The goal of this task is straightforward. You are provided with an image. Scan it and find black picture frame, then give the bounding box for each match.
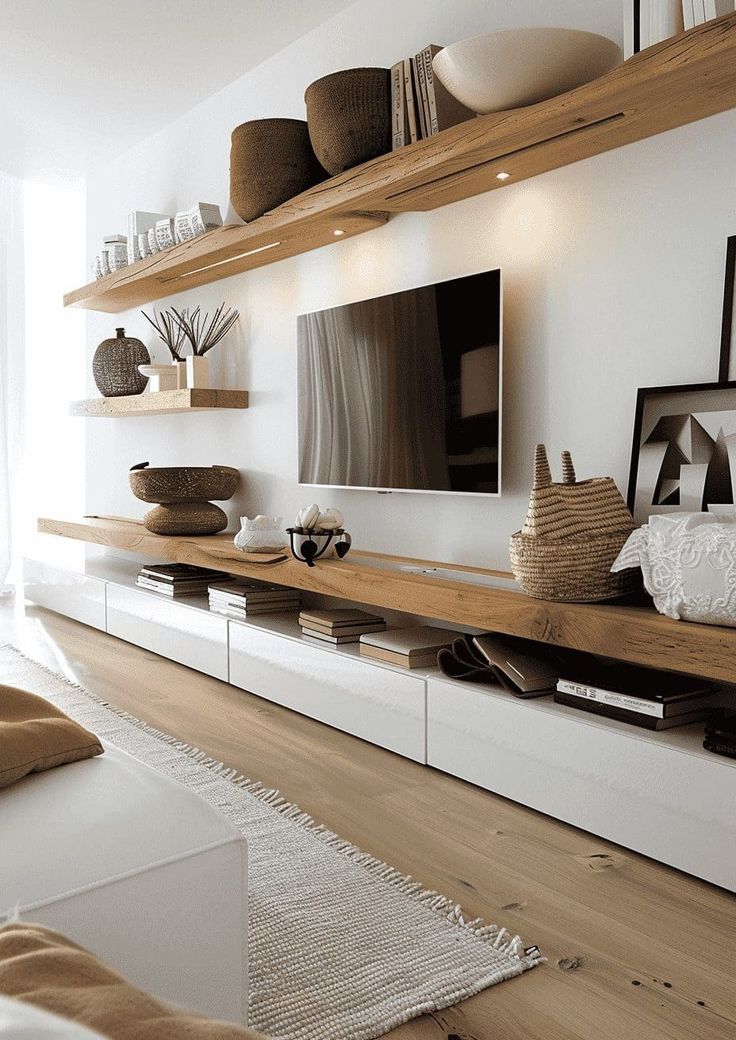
[627,380,736,523]
[718,234,736,383]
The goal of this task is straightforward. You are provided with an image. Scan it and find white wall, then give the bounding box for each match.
[82,0,736,569]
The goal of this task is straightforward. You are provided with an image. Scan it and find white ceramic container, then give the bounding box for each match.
[432,28,622,114]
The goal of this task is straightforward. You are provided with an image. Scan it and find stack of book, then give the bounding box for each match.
[360,626,458,669]
[298,608,386,645]
[208,579,301,619]
[136,563,224,597]
[391,44,474,150]
[554,663,722,730]
[704,711,736,758]
[624,0,733,58]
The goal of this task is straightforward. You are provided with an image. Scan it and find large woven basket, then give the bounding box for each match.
[305,67,391,175]
[509,445,637,602]
[230,118,326,223]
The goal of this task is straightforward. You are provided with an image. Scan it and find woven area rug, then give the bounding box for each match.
[1,645,541,1040]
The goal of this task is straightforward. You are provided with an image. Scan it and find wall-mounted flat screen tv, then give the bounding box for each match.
[297,268,502,496]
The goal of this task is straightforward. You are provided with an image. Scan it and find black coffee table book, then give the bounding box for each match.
[554,661,721,731]
[704,711,736,759]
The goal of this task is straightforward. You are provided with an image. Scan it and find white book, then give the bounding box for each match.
[682,0,695,27]
[660,0,684,37]
[704,0,734,17]
[639,0,651,45]
[624,0,636,56]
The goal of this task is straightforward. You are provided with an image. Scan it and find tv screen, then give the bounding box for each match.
[297,268,502,495]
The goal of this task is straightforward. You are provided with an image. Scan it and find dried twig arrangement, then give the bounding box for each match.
[141,307,188,361]
[171,303,239,356]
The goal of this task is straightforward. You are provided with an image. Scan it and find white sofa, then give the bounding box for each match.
[0,742,248,1024]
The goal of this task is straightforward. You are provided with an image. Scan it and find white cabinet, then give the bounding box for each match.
[23,559,106,631]
[427,675,736,891]
[229,622,426,762]
[106,585,228,680]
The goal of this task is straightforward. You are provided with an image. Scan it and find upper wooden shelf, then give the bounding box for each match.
[69,388,249,417]
[38,514,736,683]
[64,14,736,314]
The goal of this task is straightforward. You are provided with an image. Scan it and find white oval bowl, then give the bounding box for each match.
[433,28,622,115]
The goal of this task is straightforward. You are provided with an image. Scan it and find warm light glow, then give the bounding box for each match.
[333,229,345,236]
[496,171,511,181]
[167,240,282,280]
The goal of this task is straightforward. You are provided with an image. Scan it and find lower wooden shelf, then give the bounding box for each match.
[70,389,249,417]
[37,514,736,682]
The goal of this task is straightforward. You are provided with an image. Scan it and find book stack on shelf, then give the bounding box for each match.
[359,626,458,670]
[391,44,474,150]
[298,608,386,645]
[704,711,736,758]
[136,563,224,597]
[624,0,734,57]
[208,579,301,620]
[554,662,725,730]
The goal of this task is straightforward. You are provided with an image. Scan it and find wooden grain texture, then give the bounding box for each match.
[3,601,734,1040]
[69,389,249,417]
[38,515,736,682]
[65,15,736,313]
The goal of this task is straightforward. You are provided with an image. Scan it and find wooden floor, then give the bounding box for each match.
[3,598,735,1040]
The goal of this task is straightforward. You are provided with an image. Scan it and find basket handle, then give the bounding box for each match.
[561,451,576,484]
[533,444,552,489]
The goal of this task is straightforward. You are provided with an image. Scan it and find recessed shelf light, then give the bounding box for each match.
[164,241,282,280]
[496,171,511,181]
[333,228,346,236]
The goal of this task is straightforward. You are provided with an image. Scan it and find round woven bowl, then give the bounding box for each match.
[305,67,391,175]
[129,465,240,505]
[143,502,228,536]
[230,118,326,223]
[509,530,638,603]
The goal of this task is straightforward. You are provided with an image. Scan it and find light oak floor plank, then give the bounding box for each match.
[2,600,734,1040]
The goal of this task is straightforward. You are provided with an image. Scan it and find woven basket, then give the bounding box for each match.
[305,67,391,175]
[129,464,239,504]
[509,444,637,602]
[230,118,326,223]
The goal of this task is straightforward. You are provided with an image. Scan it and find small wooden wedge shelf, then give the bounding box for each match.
[64,14,736,313]
[69,389,249,417]
[38,514,736,682]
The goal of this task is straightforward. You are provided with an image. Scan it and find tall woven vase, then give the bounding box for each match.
[509,444,638,602]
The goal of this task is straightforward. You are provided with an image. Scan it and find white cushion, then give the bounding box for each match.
[0,994,106,1038]
[0,742,248,1023]
[0,741,240,912]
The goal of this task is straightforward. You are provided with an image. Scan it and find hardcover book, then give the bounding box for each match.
[359,625,458,656]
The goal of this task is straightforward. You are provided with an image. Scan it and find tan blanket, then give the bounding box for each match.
[0,923,266,1039]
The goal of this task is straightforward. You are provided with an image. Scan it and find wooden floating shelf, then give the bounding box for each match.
[64,15,736,313]
[38,514,736,683]
[69,389,249,417]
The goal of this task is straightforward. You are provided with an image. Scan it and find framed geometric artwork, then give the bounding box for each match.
[627,381,736,524]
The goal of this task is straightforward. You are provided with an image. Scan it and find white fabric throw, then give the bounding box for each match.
[0,645,541,1040]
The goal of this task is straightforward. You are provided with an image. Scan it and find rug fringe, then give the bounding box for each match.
[1,644,542,968]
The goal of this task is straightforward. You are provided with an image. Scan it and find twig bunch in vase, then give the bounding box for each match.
[172,304,239,389]
[141,308,188,388]
[140,303,239,390]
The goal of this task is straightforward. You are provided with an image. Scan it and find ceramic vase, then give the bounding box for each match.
[186,355,209,389]
[93,328,150,397]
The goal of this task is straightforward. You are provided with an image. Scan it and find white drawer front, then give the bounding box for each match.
[427,676,736,890]
[229,624,426,762]
[23,559,106,631]
[106,585,228,680]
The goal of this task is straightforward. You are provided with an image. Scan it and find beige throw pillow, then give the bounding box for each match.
[0,924,264,1040]
[0,685,103,789]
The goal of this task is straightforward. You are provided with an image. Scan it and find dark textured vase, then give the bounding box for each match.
[92,327,150,398]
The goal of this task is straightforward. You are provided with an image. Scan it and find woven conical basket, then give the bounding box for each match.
[509,444,638,602]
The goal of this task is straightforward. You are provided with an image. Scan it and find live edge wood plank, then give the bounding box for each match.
[64,15,736,313]
[38,515,736,682]
[69,389,249,417]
